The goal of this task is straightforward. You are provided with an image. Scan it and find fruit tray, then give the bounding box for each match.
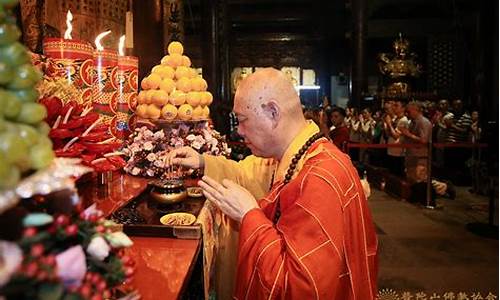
[109,187,206,240]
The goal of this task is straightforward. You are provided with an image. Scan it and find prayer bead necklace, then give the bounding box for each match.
[272,132,324,224]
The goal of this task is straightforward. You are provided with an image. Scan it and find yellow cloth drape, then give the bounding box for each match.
[202,120,321,299]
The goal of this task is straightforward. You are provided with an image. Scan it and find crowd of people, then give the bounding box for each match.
[305,98,482,187]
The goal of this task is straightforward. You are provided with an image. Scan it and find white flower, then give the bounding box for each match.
[143,130,154,139]
[131,167,141,176]
[153,130,165,140]
[191,140,203,150]
[185,134,196,141]
[146,169,155,177]
[105,232,133,248]
[86,236,110,261]
[129,143,140,153]
[143,141,154,151]
[210,138,218,148]
[202,129,212,141]
[154,159,165,168]
[146,153,157,162]
[195,135,205,144]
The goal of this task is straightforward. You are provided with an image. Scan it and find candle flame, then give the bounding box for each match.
[118,35,125,56]
[64,10,73,39]
[95,30,111,51]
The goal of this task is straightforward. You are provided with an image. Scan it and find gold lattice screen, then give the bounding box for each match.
[20,0,128,52]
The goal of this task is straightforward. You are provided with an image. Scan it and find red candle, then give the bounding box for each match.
[42,38,94,105]
[109,55,139,139]
[92,48,118,128]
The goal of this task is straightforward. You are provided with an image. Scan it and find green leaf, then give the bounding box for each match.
[19,231,51,248]
[37,283,63,300]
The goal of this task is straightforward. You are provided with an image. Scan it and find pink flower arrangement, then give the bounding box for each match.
[122,122,231,178]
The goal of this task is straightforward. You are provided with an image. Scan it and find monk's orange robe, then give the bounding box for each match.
[234,140,378,299]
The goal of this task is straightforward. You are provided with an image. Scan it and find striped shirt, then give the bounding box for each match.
[447,113,472,143]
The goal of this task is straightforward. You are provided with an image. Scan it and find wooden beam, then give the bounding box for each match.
[367,18,455,37]
[234,32,325,43]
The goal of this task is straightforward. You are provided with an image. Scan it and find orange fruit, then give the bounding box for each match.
[175,66,190,80]
[202,106,210,119]
[178,104,193,121]
[151,65,162,74]
[136,104,148,118]
[153,65,175,79]
[161,55,172,66]
[189,68,198,78]
[137,91,147,104]
[199,78,208,91]
[192,106,203,120]
[190,77,208,92]
[161,104,178,121]
[147,104,161,119]
[199,91,213,106]
[185,68,195,79]
[140,77,150,90]
[170,53,183,68]
[169,90,186,106]
[181,55,191,67]
[148,73,162,90]
[167,41,184,55]
[189,77,199,91]
[151,90,169,106]
[145,90,156,104]
[159,78,175,94]
[186,91,201,107]
[176,77,191,93]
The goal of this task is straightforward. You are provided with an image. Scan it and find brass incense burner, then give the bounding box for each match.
[378,33,422,97]
[149,179,187,205]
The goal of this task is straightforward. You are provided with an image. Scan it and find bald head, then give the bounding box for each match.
[233,68,308,159]
[234,68,303,119]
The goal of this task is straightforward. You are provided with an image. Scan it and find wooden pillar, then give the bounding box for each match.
[201,0,231,135]
[351,0,367,108]
[132,0,164,80]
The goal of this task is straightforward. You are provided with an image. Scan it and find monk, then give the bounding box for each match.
[166,68,378,299]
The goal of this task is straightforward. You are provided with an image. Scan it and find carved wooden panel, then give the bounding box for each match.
[428,38,456,96]
[230,42,318,69]
[20,0,127,52]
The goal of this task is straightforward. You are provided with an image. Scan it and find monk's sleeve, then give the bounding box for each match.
[235,173,345,299]
[203,154,274,199]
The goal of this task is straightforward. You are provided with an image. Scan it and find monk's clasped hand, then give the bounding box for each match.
[198,176,259,223]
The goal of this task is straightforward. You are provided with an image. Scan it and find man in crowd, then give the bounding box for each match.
[166,68,378,299]
[400,101,433,203]
[328,107,350,151]
[445,99,473,183]
[432,99,454,169]
[384,100,409,177]
[434,99,454,142]
[446,99,472,143]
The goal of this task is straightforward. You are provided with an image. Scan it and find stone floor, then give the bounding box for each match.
[370,186,499,299]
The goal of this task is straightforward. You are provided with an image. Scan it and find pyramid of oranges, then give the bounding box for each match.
[135,41,213,121]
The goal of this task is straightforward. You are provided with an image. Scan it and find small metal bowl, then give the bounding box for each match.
[149,179,188,205]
